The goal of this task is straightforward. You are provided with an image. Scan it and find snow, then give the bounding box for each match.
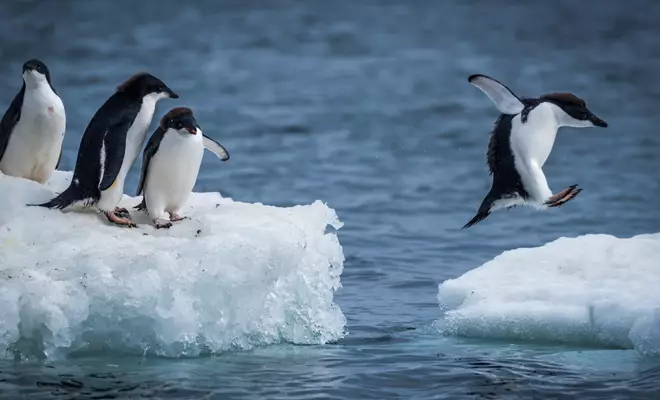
[0,171,346,359]
[437,233,660,355]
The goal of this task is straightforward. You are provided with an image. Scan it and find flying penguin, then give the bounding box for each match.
[463,74,608,229]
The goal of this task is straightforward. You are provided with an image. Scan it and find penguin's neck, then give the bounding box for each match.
[127,91,168,152]
[24,80,57,102]
[119,93,163,186]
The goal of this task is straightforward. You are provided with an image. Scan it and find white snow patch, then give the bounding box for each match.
[436,233,660,355]
[0,171,345,359]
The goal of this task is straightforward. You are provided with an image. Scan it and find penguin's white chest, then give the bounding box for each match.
[0,85,65,184]
[118,97,158,182]
[145,132,204,212]
[510,102,559,168]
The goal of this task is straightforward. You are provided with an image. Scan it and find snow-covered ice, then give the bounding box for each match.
[0,171,346,359]
[437,233,660,355]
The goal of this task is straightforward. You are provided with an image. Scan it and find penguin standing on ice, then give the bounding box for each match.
[33,73,178,227]
[134,107,229,229]
[463,74,608,229]
[0,59,65,184]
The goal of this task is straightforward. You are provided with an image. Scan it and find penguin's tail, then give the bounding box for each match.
[133,198,147,212]
[462,210,491,229]
[27,184,82,210]
[462,192,497,229]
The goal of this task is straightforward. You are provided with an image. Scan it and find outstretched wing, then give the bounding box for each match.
[202,133,230,161]
[0,85,25,162]
[135,128,165,196]
[468,74,525,115]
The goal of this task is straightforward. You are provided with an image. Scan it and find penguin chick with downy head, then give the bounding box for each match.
[32,72,178,227]
[134,107,229,229]
[463,74,608,229]
[0,59,65,184]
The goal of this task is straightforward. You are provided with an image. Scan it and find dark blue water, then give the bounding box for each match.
[1,0,659,398]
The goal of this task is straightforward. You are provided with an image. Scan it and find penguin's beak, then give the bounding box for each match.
[588,112,608,128]
[164,86,178,99]
[184,122,197,135]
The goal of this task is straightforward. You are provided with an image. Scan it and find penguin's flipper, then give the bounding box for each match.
[98,118,132,191]
[202,134,230,161]
[468,74,525,115]
[0,86,25,162]
[135,127,166,197]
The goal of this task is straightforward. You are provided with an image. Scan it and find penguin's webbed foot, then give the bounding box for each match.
[170,212,187,222]
[545,184,582,208]
[154,219,172,230]
[105,210,137,228]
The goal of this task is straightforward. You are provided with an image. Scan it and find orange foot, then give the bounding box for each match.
[544,185,583,208]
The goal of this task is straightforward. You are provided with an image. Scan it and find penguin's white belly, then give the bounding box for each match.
[145,133,204,214]
[0,89,65,184]
[510,102,560,203]
[511,103,558,168]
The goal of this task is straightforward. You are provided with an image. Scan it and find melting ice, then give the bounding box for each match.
[0,171,346,359]
[437,232,660,355]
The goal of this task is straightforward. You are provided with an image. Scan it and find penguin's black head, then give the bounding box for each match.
[22,59,52,85]
[116,72,179,100]
[160,107,199,135]
[540,93,608,128]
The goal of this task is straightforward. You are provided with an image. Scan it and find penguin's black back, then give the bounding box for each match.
[462,113,530,229]
[71,91,143,194]
[486,113,529,200]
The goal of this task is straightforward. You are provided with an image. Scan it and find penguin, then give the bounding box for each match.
[133,107,229,229]
[0,59,65,184]
[462,74,608,229]
[33,72,178,227]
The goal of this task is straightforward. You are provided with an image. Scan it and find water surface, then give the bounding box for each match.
[0,0,659,398]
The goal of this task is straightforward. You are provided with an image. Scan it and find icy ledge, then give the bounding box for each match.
[437,233,660,356]
[0,171,345,359]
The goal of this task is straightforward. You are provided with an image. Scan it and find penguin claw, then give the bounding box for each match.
[545,185,582,208]
[155,222,173,229]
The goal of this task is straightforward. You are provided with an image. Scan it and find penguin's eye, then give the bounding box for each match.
[158,85,165,92]
[175,121,183,129]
